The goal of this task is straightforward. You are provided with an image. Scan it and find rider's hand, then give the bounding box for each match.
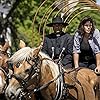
[95,67,100,74]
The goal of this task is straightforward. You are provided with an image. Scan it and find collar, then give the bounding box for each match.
[56,34,60,37]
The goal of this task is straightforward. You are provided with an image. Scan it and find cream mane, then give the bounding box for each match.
[9,47,33,63]
[9,47,59,78]
[39,52,60,78]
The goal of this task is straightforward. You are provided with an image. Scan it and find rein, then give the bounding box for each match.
[13,56,41,87]
[12,54,85,100]
[12,56,63,100]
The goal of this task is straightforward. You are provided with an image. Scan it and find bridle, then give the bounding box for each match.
[11,54,85,100]
[11,54,63,100]
[12,55,42,100]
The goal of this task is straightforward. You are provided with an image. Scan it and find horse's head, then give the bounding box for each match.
[5,45,60,100]
[5,47,43,100]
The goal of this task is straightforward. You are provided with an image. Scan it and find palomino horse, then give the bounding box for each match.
[5,46,98,100]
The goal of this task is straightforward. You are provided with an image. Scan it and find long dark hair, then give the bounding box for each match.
[77,16,95,35]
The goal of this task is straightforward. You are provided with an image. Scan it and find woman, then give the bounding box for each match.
[73,16,100,73]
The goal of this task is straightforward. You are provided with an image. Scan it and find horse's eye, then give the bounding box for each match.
[16,62,20,68]
[25,69,30,73]
[32,59,35,62]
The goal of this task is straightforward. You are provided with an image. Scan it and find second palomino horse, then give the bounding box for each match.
[0,44,10,100]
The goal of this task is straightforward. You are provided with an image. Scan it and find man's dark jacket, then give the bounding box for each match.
[41,31,73,67]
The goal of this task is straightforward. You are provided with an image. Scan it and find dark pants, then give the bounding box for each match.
[79,62,96,70]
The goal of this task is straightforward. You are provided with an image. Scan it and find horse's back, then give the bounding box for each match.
[78,68,98,88]
[64,68,97,100]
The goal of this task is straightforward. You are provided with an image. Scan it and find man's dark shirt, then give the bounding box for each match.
[42,31,73,67]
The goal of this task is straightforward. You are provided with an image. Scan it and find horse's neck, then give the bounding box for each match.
[39,62,56,100]
[41,63,54,81]
[40,56,60,78]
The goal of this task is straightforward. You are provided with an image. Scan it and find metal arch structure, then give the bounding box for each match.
[32,0,100,47]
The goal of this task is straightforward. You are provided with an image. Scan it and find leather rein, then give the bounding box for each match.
[11,55,85,100]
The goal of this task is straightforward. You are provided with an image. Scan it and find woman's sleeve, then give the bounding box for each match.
[73,32,81,53]
[93,29,100,54]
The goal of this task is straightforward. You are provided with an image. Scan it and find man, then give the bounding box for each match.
[42,16,73,69]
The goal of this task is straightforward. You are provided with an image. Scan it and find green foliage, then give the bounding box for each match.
[67,10,100,35]
[11,0,100,51]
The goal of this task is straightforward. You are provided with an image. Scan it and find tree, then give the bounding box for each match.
[1,0,100,52]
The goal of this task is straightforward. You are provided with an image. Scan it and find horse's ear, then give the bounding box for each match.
[33,42,43,56]
[2,41,10,52]
[19,40,26,48]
